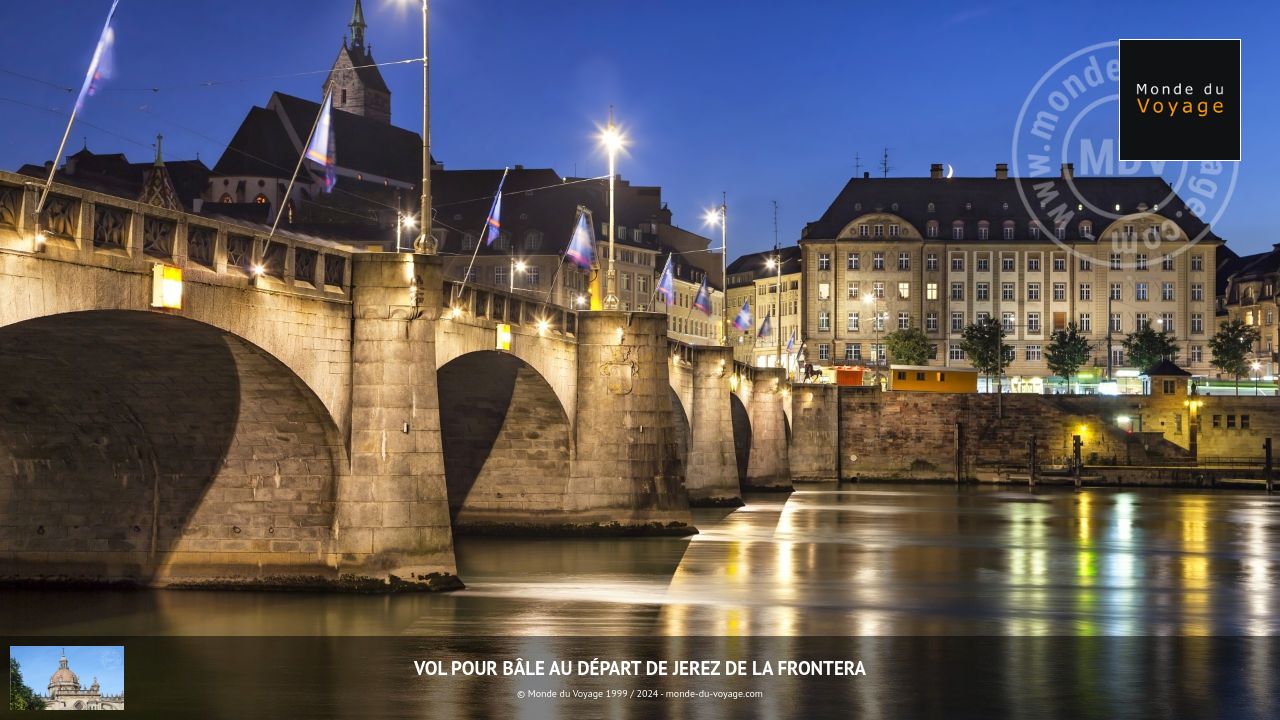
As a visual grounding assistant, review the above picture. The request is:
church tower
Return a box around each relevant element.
[323,0,391,123]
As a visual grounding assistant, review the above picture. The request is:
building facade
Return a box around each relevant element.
[42,651,124,711]
[1219,243,1280,381]
[726,247,802,370]
[799,163,1223,391]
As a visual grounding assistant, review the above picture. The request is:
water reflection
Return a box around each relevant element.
[4,486,1279,638]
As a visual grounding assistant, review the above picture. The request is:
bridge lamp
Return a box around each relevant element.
[401,214,418,230]
[150,264,183,309]
[536,317,550,336]
[251,263,266,277]
[574,294,587,308]
[598,116,627,311]
[33,231,46,249]
[495,322,512,351]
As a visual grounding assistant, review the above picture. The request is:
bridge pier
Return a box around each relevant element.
[683,346,742,506]
[338,254,461,589]
[563,312,695,534]
[745,368,793,491]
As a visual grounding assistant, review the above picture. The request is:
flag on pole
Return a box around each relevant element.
[74,0,121,113]
[732,301,752,332]
[304,93,336,193]
[757,310,772,339]
[483,174,506,245]
[692,276,712,315]
[786,329,796,353]
[566,210,595,269]
[656,256,674,306]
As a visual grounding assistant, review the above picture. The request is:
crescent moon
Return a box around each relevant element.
[945,164,954,179]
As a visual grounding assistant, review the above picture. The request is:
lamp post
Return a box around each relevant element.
[397,212,417,252]
[767,255,783,371]
[863,292,883,386]
[1252,360,1262,396]
[599,112,625,311]
[418,0,433,252]
[511,259,525,293]
[705,200,728,344]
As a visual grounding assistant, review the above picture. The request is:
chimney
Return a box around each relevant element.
[930,163,944,179]
[863,171,870,179]
[995,163,1008,180]
[1061,162,1074,179]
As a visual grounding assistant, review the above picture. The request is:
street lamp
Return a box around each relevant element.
[598,113,626,311]
[396,212,417,252]
[1252,360,1262,396]
[511,259,526,293]
[704,200,727,344]
[862,292,883,386]
[766,255,783,371]
[393,0,433,252]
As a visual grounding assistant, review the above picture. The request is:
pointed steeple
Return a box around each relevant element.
[349,0,367,49]
[154,134,165,167]
[139,133,183,211]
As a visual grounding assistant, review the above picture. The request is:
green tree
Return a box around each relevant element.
[1045,322,1093,392]
[884,327,931,366]
[1122,324,1179,373]
[1209,318,1261,395]
[960,318,1012,384]
[10,657,46,711]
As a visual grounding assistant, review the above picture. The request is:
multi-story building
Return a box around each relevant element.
[659,249,724,345]
[725,247,802,369]
[1219,243,1280,379]
[799,163,1224,391]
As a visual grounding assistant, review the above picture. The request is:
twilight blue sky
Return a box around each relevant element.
[1,1,1277,255]
[10,645,125,696]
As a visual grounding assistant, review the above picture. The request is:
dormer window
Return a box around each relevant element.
[926,220,938,238]
[1002,220,1015,240]
[952,221,964,240]
[1079,220,1093,238]
[977,221,990,240]
[927,202,936,213]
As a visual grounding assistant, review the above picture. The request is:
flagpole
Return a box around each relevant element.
[456,167,508,305]
[269,87,333,241]
[35,0,120,219]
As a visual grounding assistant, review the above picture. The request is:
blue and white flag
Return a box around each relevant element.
[757,310,772,339]
[483,174,505,245]
[566,210,595,269]
[656,256,674,306]
[786,329,796,352]
[732,301,752,332]
[692,276,712,315]
[305,93,336,193]
[74,0,121,113]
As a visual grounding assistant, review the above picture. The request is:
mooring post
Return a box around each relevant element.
[1028,434,1037,489]
[1073,434,1083,489]
[1265,437,1273,493]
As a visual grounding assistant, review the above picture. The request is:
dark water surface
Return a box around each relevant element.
[4,484,1279,718]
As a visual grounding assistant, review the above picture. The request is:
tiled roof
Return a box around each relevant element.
[802,174,1220,244]
[16,147,210,211]
[726,246,802,287]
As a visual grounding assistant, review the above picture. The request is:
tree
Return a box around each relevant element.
[1122,324,1179,373]
[960,318,1012,384]
[1045,322,1093,392]
[1209,318,1261,395]
[884,327,931,366]
[10,658,46,711]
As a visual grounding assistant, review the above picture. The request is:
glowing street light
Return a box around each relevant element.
[598,111,627,311]
[510,259,526,293]
[704,200,727,343]
[395,0,433,253]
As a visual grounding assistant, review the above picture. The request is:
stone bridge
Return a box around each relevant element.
[0,172,790,591]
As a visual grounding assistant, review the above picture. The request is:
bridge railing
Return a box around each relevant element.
[443,279,577,336]
[0,171,354,300]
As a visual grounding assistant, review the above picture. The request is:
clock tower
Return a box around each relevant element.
[323,0,392,124]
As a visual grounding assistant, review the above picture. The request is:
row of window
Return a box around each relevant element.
[817,279,1206,304]
[814,309,1209,336]
[813,342,1214,367]
[669,316,715,338]
[816,251,1206,273]
[855,219,1171,242]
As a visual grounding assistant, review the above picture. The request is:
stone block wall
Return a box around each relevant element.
[744,367,792,490]
[682,346,741,505]
[563,312,693,532]
[789,384,841,481]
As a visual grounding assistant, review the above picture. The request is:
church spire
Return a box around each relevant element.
[349,0,367,49]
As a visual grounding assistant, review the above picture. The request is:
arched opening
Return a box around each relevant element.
[668,388,689,477]
[0,311,345,583]
[437,351,571,530]
[730,393,752,484]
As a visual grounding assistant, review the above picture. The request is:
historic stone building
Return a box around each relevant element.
[726,247,802,369]
[658,246,724,346]
[42,651,124,711]
[323,0,391,123]
[1219,243,1280,380]
[798,163,1224,391]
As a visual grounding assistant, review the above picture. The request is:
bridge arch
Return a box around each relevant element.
[730,393,752,485]
[436,350,572,530]
[0,310,346,584]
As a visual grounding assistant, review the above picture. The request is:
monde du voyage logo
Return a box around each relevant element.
[1120,39,1241,162]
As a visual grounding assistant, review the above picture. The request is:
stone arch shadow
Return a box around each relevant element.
[730,393,752,486]
[0,310,347,584]
[436,350,573,531]
[668,388,690,482]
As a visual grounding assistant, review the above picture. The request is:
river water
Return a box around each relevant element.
[5,484,1279,718]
